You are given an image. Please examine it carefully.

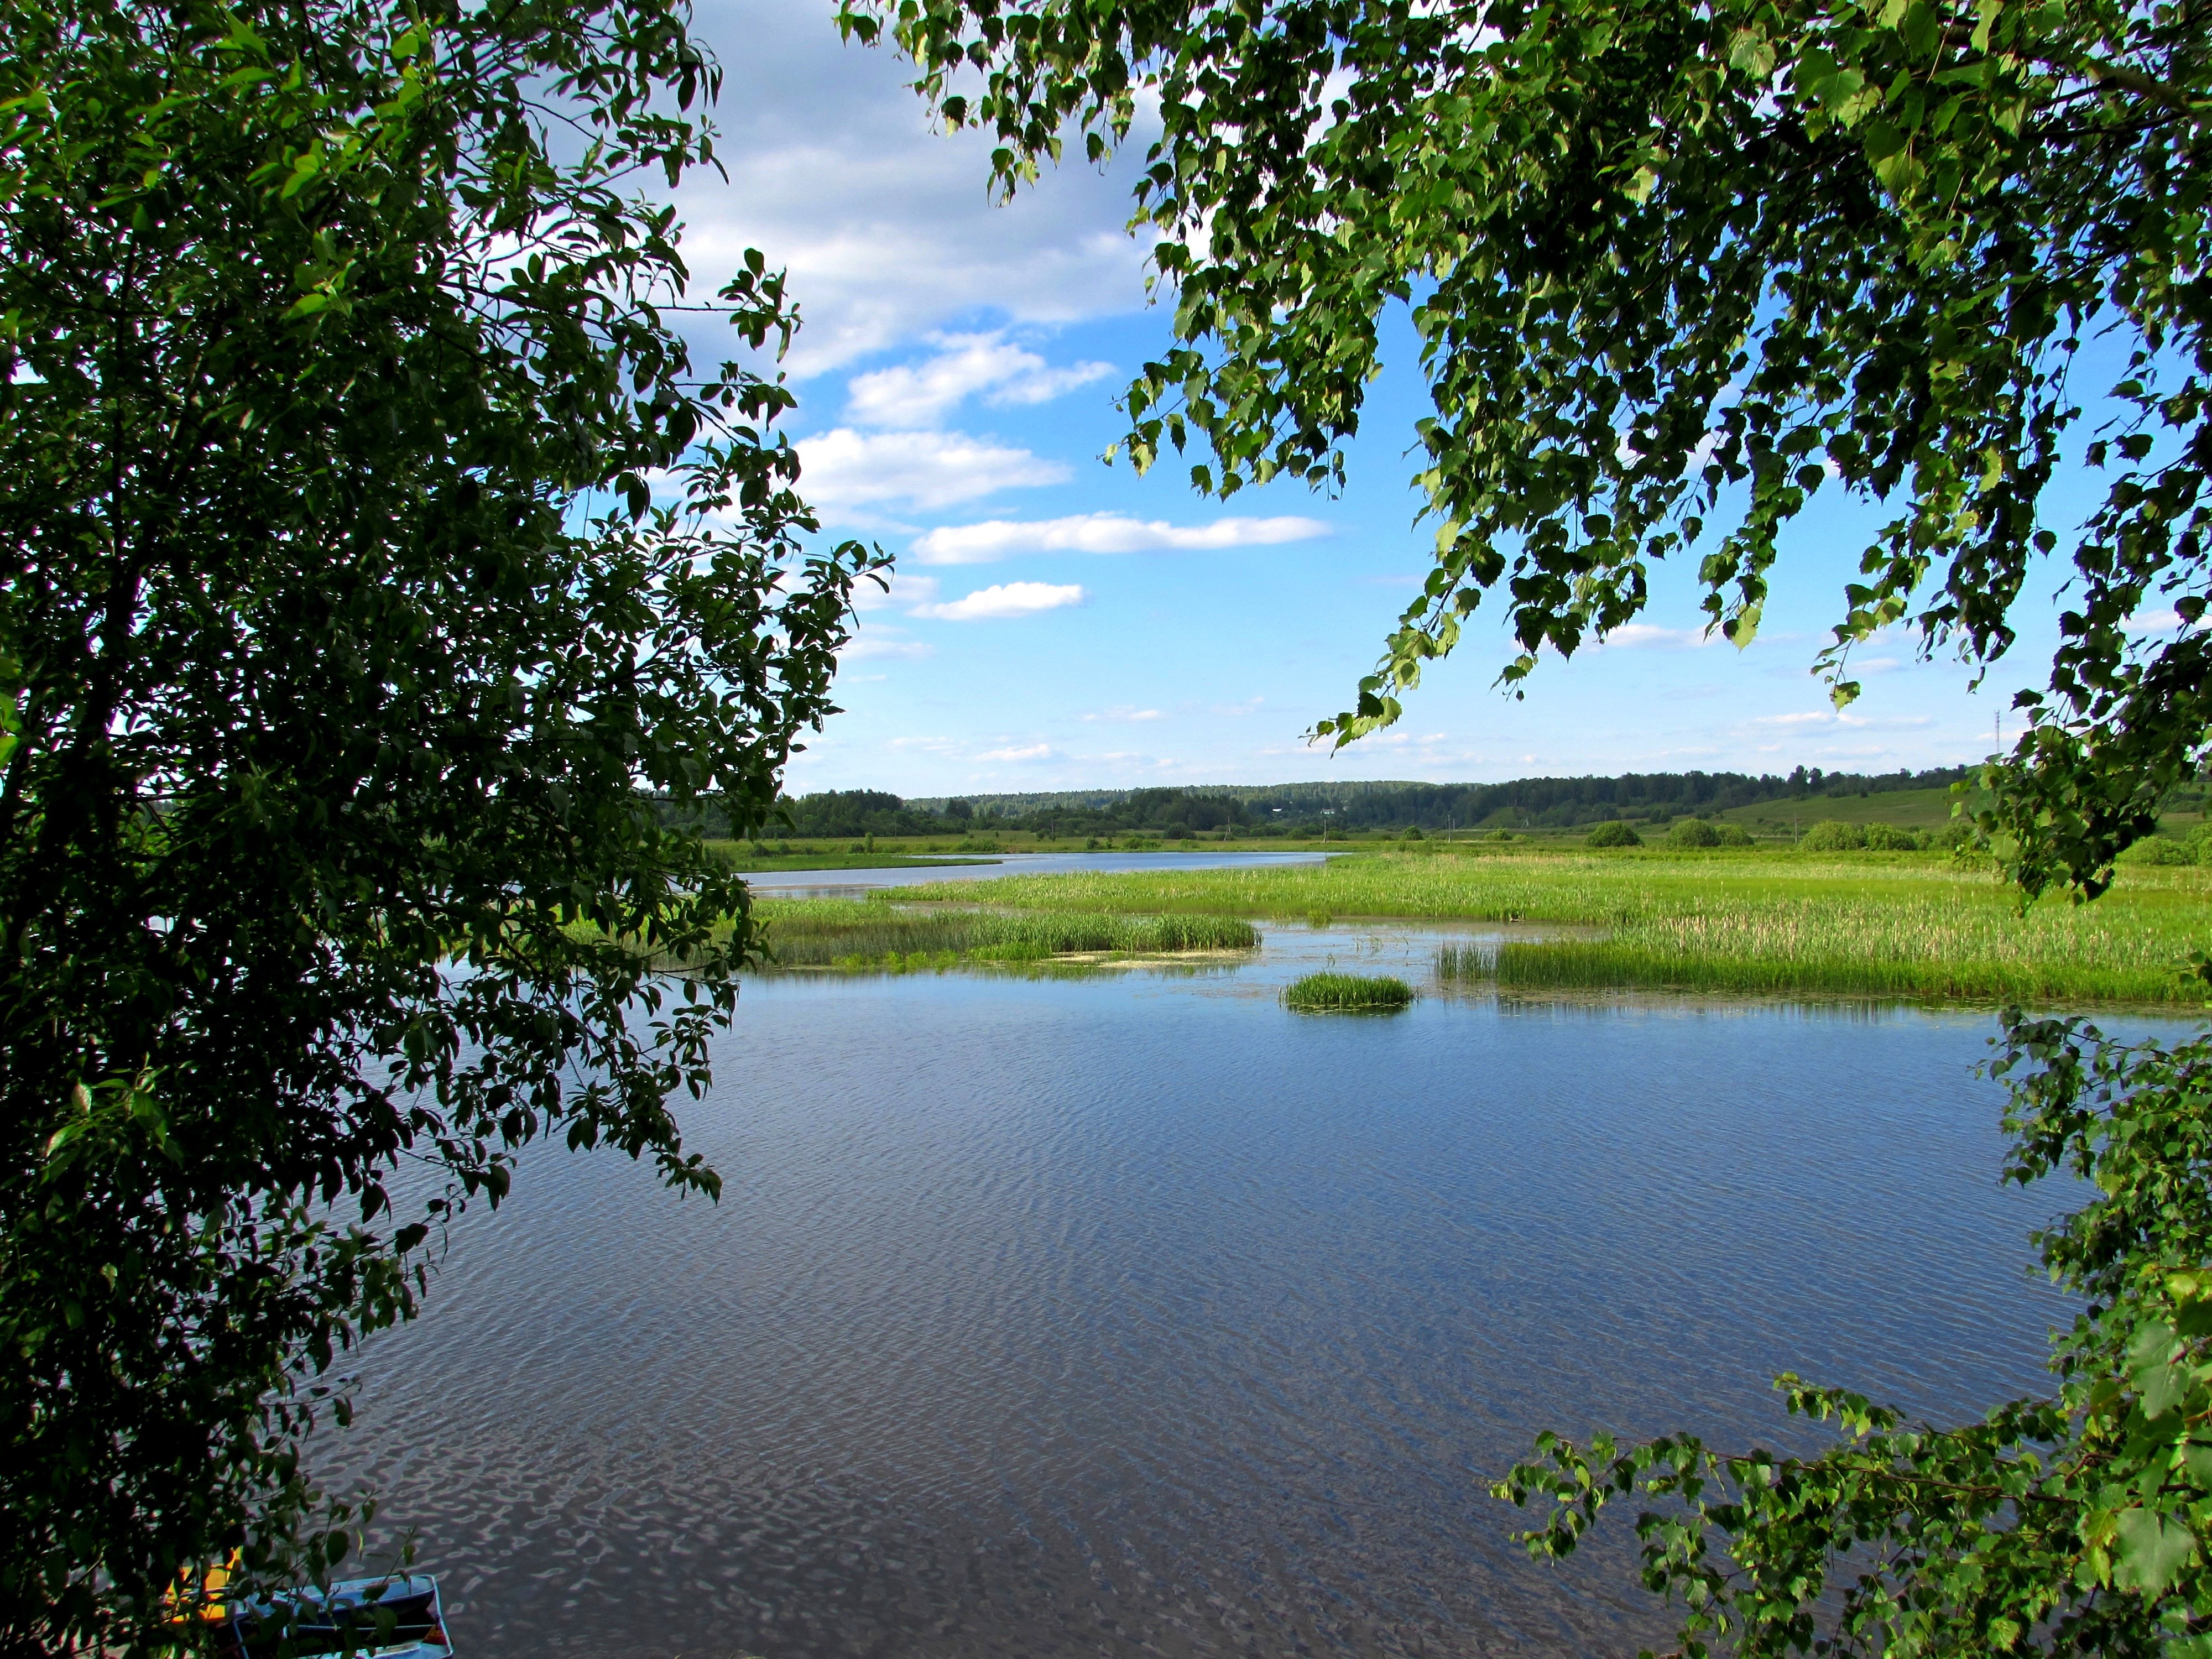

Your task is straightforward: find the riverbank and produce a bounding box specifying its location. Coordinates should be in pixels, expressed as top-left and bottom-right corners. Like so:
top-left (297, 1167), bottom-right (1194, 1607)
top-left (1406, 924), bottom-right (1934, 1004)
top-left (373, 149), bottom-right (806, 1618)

top-left (707, 844), bottom-right (999, 873)
top-left (881, 850), bottom-right (2212, 1006)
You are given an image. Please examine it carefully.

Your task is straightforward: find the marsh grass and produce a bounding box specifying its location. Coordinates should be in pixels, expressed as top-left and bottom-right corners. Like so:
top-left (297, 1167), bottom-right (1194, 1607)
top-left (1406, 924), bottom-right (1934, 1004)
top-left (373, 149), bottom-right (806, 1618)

top-left (1283, 972), bottom-right (1415, 1012)
top-left (754, 899), bottom-right (1256, 971)
top-left (900, 853), bottom-right (2212, 1005)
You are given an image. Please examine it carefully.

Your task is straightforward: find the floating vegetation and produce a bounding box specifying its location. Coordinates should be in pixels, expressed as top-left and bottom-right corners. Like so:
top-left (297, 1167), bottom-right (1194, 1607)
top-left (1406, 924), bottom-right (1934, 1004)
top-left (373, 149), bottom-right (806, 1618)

top-left (755, 899), bottom-right (1256, 971)
top-left (1282, 972), bottom-right (1415, 1013)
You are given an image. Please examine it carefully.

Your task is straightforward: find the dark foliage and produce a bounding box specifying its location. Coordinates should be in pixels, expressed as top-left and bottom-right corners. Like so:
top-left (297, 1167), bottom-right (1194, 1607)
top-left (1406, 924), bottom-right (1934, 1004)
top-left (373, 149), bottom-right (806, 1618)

top-left (0, 0), bottom-right (879, 1647)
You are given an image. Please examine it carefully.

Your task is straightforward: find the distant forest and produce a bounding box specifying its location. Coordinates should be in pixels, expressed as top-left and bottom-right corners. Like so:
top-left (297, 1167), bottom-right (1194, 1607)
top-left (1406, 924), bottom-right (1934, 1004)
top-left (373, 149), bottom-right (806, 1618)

top-left (672, 765), bottom-right (1994, 840)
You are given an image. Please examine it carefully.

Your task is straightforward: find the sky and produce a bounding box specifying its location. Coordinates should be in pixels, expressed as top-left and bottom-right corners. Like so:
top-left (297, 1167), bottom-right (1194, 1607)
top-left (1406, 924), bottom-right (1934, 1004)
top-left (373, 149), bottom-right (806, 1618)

top-left (658, 0), bottom-right (2094, 799)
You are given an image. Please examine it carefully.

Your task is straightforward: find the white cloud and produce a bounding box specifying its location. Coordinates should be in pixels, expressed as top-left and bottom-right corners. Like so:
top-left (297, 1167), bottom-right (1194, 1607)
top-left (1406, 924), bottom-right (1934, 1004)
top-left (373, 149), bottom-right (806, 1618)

top-left (848, 571), bottom-right (942, 611)
top-left (797, 429), bottom-right (1069, 514)
top-left (2125, 608), bottom-right (2187, 634)
top-left (847, 332), bottom-right (1113, 428)
top-left (1598, 623), bottom-right (1716, 650)
top-left (1083, 706), bottom-right (1163, 722)
top-left (977, 743), bottom-right (1056, 762)
top-left (667, 1), bottom-right (1157, 376)
top-left (911, 511), bottom-right (1331, 565)
top-left (842, 635), bottom-right (937, 661)
top-left (1750, 708), bottom-right (1934, 732)
top-left (910, 581), bottom-right (1088, 621)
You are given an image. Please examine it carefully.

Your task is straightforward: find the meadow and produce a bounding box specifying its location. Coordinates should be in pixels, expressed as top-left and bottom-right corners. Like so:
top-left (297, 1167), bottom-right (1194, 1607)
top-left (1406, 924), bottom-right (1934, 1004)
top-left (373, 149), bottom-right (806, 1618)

top-left (890, 849), bottom-right (2212, 1006)
top-left (752, 898), bottom-right (1256, 971)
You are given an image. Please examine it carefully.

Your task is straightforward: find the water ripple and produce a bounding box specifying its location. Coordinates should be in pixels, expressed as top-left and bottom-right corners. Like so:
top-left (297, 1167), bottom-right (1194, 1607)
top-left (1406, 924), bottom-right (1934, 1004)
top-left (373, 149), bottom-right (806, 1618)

top-left (310, 929), bottom-right (2141, 1658)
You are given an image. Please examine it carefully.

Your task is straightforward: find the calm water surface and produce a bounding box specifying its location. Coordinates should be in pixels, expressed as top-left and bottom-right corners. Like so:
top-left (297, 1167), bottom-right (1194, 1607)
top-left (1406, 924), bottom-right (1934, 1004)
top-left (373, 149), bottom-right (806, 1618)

top-left (740, 847), bottom-right (1329, 895)
top-left (315, 921), bottom-right (2159, 1659)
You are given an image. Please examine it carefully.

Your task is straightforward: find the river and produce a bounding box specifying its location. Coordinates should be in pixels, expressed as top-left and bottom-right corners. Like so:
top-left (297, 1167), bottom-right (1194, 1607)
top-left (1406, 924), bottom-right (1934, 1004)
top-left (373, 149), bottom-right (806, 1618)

top-left (310, 888), bottom-right (2152, 1658)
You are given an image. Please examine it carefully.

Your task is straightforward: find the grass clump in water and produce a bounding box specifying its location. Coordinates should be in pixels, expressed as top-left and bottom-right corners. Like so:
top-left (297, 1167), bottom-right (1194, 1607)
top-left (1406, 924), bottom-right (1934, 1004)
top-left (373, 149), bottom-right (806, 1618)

top-left (1282, 972), bottom-right (1415, 1012)
top-left (755, 899), bottom-right (1256, 970)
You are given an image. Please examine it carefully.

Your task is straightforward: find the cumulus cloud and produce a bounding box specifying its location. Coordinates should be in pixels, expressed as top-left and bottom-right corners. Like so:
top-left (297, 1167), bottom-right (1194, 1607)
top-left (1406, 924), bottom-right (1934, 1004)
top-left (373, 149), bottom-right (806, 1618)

top-left (977, 743), bottom-right (1056, 762)
top-left (796, 429), bottom-right (1069, 515)
top-left (847, 332), bottom-right (1114, 428)
top-left (848, 571), bottom-right (942, 611)
top-left (912, 512), bottom-right (1331, 565)
top-left (909, 581), bottom-right (1088, 621)
top-left (666, 1), bottom-right (1157, 376)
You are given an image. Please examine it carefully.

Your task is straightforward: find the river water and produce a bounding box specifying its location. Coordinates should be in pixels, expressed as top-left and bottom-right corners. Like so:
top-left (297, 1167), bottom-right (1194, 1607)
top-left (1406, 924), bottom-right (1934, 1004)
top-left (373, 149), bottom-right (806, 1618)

top-left (312, 900), bottom-right (2164, 1659)
top-left (738, 847), bottom-right (1330, 894)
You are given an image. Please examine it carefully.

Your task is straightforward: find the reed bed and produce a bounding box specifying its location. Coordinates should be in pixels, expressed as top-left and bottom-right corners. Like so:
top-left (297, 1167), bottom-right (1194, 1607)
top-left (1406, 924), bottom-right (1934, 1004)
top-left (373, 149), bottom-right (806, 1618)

top-left (1283, 972), bottom-right (1415, 1012)
top-left (900, 853), bottom-right (2212, 1005)
top-left (754, 899), bottom-right (1256, 970)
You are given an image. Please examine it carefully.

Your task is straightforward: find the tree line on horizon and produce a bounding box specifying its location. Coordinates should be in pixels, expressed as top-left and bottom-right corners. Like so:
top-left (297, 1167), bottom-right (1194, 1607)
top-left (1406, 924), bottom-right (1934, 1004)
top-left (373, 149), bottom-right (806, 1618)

top-left (731, 764), bottom-right (2007, 840)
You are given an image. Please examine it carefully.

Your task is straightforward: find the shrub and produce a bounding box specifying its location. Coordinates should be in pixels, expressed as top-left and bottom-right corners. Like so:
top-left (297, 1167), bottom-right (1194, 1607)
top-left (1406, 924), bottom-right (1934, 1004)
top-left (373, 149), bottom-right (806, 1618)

top-left (1586, 820), bottom-right (1643, 848)
top-left (1863, 822), bottom-right (1922, 851)
top-left (1713, 823), bottom-right (1756, 847)
top-left (2120, 835), bottom-right (2195, 866)
top-left (1402, 825), bottom-right (1426, 841)
top-left (1800, 820), bottom-right (1868, 851)
top-left (1490, 828), bottom-right (1517, 841)
top-left (1666, 819), bottom-right (1722, 848)
top-left (1282, 972), bottom-right (1415, 1011)
top-left (2188, 823), bottom-right (2212, 864)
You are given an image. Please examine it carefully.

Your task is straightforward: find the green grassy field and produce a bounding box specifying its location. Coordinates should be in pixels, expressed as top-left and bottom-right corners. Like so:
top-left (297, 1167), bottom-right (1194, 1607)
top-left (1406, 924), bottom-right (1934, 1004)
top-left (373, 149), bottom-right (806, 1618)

top-left (752, 898), bottom-right (1256, 971)
top-left (705, 842), bottom-right (999, 872)
top-left (891, 849), bottom-right (2212, 1006)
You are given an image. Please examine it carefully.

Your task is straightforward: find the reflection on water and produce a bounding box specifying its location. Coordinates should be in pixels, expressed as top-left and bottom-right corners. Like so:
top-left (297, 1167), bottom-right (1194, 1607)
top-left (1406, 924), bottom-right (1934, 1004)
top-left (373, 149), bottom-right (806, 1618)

top-left (313, 925), bottom-right (2148, 1659)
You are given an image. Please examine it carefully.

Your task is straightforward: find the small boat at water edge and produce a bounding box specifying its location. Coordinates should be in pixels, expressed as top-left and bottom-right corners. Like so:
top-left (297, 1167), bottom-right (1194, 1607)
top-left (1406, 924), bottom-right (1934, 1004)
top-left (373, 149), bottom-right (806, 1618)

top-left (214, 1572), bottom-right (452, 1659)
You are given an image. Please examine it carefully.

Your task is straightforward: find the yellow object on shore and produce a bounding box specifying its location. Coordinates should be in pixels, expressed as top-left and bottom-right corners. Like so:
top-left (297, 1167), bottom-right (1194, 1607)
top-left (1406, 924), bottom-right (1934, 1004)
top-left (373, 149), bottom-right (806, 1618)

top-left (164, 1552), bottom-right (236, 1624)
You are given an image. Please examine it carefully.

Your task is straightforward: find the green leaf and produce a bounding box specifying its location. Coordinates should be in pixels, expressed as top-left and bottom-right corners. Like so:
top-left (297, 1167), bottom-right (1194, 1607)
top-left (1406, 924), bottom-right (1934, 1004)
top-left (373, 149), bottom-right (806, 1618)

top-left (2114, 1507), bottom-right (2199, 1595)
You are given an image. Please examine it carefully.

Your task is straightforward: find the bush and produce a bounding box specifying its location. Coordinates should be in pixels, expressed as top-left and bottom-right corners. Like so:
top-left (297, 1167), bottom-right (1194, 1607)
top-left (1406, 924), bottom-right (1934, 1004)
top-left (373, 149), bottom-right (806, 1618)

top-left (1586, 821), bottom-right (1643, 848)
top-left (1490, 828), bottom-right (1517, 841)
top-left (2187, 823), bottom-right (2212, 864)
top-left (1402, 825), bottom-right (1425, 841)
top-left (1713, 823), bottom-right (1756, 847)
top-left (2120, 835), bottom-right (2196, 866)
top-left (1800, 820), bottom-right (1868, 851)
top-left (1666, 818), bottom-right (1721, 848)
top-left (1862, 822), bottom-right (1922, 851)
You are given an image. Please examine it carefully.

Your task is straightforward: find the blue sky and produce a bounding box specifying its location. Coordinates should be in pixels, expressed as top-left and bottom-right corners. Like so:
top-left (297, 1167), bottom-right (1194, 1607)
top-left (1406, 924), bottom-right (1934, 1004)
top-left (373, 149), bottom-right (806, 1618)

top-left (664, 0), bottom-right (2088, 799)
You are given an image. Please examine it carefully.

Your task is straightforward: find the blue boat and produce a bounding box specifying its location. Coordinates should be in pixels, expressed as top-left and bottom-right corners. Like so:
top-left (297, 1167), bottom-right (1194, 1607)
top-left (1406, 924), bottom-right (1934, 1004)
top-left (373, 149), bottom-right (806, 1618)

top-left (217, 1572), bottom-right (452, 1659)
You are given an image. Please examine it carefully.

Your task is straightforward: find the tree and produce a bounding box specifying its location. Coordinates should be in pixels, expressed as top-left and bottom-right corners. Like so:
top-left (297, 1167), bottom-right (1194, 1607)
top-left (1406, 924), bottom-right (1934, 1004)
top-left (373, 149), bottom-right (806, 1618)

top-left (837, 0), bottom-right (2210, 899)
top-left (1496, 1011), bottom-right (2212, 1659)
top-left (836, 0), bottom-right (2212, 1646)
top-left (0, 0), bottom-right (880, 1648)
